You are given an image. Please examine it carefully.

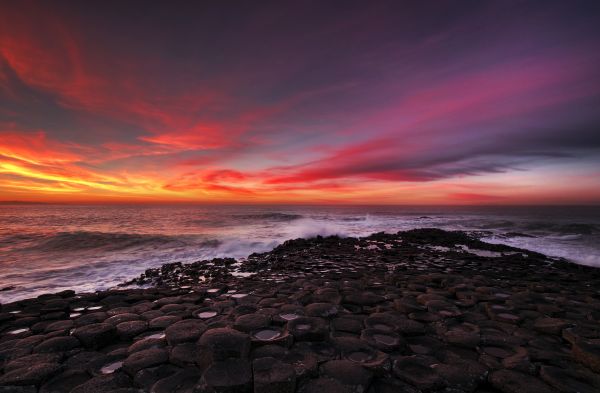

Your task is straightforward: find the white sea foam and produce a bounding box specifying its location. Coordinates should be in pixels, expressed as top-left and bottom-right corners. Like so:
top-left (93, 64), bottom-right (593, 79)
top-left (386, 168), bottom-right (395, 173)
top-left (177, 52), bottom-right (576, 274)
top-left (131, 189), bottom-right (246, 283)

top-left (0, 204), bottom-right (598, 302)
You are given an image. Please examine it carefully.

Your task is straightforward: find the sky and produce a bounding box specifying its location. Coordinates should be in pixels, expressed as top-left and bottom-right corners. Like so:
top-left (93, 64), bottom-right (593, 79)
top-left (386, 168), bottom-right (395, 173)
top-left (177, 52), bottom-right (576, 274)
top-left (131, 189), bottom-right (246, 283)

top-left (1, 1), bottom-right (600, 204)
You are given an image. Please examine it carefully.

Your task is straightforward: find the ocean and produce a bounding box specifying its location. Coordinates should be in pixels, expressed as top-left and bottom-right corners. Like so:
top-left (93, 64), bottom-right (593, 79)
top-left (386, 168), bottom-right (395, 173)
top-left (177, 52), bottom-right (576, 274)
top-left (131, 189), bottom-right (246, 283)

top-left (1, 204), bottom-right (599, 303)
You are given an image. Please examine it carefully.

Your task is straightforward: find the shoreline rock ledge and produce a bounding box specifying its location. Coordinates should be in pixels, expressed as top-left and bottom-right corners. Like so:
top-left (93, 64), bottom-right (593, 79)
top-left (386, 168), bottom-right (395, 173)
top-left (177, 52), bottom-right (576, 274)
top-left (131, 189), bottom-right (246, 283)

top-left (1, 228), bottom-right (600, 392)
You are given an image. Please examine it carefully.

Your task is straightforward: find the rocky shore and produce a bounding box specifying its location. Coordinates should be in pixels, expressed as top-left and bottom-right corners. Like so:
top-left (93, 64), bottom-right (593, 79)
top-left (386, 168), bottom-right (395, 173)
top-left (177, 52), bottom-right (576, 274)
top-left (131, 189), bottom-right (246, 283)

top-left (1, 228), bottom-right (600, 393)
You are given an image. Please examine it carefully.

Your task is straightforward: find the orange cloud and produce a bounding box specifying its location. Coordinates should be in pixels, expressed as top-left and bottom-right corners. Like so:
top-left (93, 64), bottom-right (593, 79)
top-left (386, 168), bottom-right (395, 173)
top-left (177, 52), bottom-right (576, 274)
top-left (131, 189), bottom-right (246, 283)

top-left (0, 130), bottom-right (82, 165)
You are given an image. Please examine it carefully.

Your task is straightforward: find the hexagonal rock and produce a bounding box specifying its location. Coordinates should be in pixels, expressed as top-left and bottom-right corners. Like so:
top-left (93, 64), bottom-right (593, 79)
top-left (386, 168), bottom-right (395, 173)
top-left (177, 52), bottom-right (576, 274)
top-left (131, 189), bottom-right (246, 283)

top-left (4, 353), bottom-right (62, 373)
top-left (443, 324), bottom-right (480, 348)
top-left (0, 362), bottom-right (62, 386)
top-left (540, 366), bottom-right (599, 393)
top-left (39, 369), bottom-right (92, 393)
top-left (170, 343), bottom-right (197, 367)
top-left (253, 357), bottom-right (296, 393)
top-left (394, 298), bottom-right (426, 314)
top-left (282, 350), bottom-right (319, 381)
top-left (122, 347), bottom-right (169, 376)
top-left (304, 303), bottom-right (339, 318)
top-left (298, 377), bottom-right (352, 393)
top-left (332, 337), bottom-right (389, 373)
top-left (489, 370), bottom-right (557, 393)
top-left (73, 323), bottom-right (117, 349)
top-left (367, 378), bottom-right (420, 393)
top-left (33, 336), bottom-right (80, 353)
top-left (196, 328), bottom-right (251, 369)
top-left (133, 364), bottom-right (181, 391)
top-left (502, 347), bottom-right (536, 374)
top-left (149, 315), bottom-right (182, 330)
top-left (360, 329), bottom-right (404, 352)
top-left (562, 326), bottom-right (600, 345)
top-left (150, 367), bottom-right (202, 393)
top-left (342, 292), bottom-right (385, 306)
top-left (74, 312), bottom-right (108, 327)
top-left (393, 356), bottom-right (444, 391)
top-left (165, 319), bottom-right (207, 345)
top-left (533, 318), bottom-right (570, 335)
top-left (104, 313), bottom-right (142, 326)
top-left (116, 320), bottom-right (148, 340)
top-left (195, 359), bottom-right (252, 393)
top-left (286, 317), bottom-right (329, 341)
top-left (433, 359), bottom-right (488, 392)
top-left (44, 320), bottom-right (74, 333)
top-left (70, 371), bottom-right (133, 393)
top-left (573, 340), bottom-right (600, 373)
top-left (319, 360), bottom-right (373, 392)
top-left (331, 317), bottom-right (363, 334)
top-left (233, 313), bottom-right (271, 333)
top-left (425, 300), bottom-right (461, 318)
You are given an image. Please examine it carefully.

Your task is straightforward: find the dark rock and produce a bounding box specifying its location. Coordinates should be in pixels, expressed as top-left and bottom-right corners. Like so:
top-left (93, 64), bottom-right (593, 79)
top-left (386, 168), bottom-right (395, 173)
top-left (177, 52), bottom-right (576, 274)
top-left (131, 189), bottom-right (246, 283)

top-left (105, 313), bottom-right (142, 326)
top-left (286, 317), bottom-right (329, 341)
top-left (33, 336), bottom-right (80, 353)
top-left (170, 343), bottom-right (197, 367)
top-left (70, 372), bottom-right (133, 393)
top-left (0, 363), bottom-right (62, 386)
top-left (253, 357), bottom-right (296, 393)
top-left (533, 318), bottom-right (570, 335)
top-left (443, 323), bottom-right (480, 348)
top-left (233, 314), bottom-right (270, 333)
top-left (539, 365), bottom-right (599, 393)
top-left (433, 359), bottom-right (488, 392)
top-left (573, 340), bottom-right (600, 373)
top-left (74, 312), bottom-right (107, 327)
top-left (393, 356), bottom-right (444, 391)
top-left (305, 303), bottom-right (339, 318)
top-left (195, 358), bottom-right (252, 392)
top-left (489, 369), bottom-right (557, 393)
top-left (332, 318), bottom-right (363, 334)
top-left (149, 315), bottom-right (182, 329)
top-left (282, 350), bottom-right (318, 381)
top-left (39, 369), bottom-right (91, 393)
top-left (196, 328), bottom-right (251, 369)
top-left (150, 367), bottom-right (201, 393)
top-left (165, 319), bottom-right (207, 345)
top-left (44, 320), bottom-right (74, 333)
top-left (320, 360), bottom-right (373, 392)
top-left (360, 329), bottom-right (404, 352)
top-left (4, 353), bottom-right (62, 373)
top-left (343, 292), bottom-right (385, 306)
top-left (367, 378), bottom-right (420, 393)
top-left (122, 348), bottom-right (169, 376)
top-left (298, 377), bottom-right (351, 393)
top-left (332, 337), bottom-right (389, 373)
top-left (0, 386), bottom-right (37, 393)
top-left (73, 323), bottom-right (117, 349)
top-left (116, 321), bottom-right (148, 340)
top-left (127, 338), bottom-right (166, 354)
top-left (133, 364), bottom-right (181, 391)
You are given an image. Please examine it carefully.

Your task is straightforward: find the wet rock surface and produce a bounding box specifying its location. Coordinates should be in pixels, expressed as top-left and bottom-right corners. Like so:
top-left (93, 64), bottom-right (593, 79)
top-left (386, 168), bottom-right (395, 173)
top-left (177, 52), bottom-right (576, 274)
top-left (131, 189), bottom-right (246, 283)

top-left (1, 228), bottom-right (600, 392)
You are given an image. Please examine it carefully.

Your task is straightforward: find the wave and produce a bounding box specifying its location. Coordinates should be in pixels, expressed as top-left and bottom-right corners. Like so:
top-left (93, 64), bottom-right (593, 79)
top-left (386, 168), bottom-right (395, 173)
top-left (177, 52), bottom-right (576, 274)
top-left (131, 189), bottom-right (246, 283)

top-left (232, 213), bottom-right (303, 221)
top-left (285, 218), bottom-right (350, 239)
top-left (518, 222), bottom-right (598, 235)
top-left (25, 231), bottom-right (192, 252)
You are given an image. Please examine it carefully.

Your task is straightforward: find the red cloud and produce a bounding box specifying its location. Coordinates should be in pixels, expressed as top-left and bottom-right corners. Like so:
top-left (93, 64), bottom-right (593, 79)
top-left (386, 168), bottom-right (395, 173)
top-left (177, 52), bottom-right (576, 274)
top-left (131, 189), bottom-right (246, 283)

top-left (0, 130), bottom-right (82, 165)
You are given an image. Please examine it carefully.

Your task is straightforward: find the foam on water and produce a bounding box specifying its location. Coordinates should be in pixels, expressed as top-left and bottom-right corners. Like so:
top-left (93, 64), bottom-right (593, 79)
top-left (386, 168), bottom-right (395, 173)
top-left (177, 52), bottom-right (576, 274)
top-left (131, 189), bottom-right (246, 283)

top-left (1, 204), bottom-right (599, 302)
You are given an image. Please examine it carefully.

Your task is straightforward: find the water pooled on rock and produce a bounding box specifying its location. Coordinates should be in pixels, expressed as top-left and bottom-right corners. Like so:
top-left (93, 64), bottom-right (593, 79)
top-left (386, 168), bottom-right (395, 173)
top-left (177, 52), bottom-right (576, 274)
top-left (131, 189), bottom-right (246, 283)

top-left (254, 329), bottom-right (281, 341)
top-left (100, 361), bottom-right (123, 374)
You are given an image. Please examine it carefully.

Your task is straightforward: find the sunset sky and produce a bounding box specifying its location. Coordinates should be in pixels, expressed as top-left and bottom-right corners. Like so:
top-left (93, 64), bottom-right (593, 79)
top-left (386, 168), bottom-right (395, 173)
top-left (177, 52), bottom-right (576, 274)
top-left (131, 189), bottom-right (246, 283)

top-left (1, 1), bottom-right (599, 204)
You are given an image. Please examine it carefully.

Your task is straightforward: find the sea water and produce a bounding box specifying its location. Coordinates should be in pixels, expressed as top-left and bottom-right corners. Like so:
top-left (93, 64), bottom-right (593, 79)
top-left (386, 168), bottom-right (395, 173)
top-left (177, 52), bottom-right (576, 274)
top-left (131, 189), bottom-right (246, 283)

top-left (1, 204), bottom-right (599, 302)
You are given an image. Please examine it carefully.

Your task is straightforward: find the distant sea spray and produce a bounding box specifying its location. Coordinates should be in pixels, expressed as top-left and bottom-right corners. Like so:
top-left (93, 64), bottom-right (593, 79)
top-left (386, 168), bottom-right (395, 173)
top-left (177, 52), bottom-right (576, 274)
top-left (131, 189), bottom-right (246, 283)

top-left (1, 204), bottom-right (599, 302)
